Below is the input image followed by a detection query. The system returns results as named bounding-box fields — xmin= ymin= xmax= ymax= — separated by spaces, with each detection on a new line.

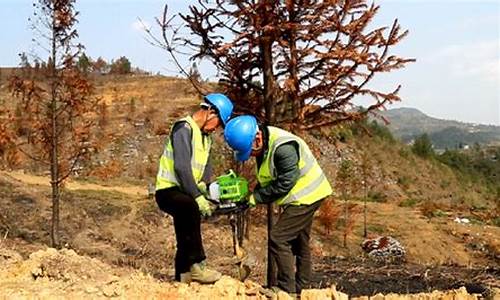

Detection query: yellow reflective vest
xmin=256 ymin=127 xmax=333 ymax=206
xmin=156 ymin=116 xmax=212 ymax=191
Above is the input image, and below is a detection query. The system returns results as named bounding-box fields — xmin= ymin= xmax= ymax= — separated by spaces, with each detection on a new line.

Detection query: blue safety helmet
xmin=203 ymin=93 xmax=234 ymax=127
xmin=224 ymin=115 xmax=258 ymax=162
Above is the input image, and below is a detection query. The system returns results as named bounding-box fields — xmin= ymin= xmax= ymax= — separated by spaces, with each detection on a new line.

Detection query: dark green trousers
xmin=269 ymin=199 xmax=323 ymax=294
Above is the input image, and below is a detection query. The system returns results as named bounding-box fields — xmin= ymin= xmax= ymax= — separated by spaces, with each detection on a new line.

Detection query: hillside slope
xmin=0 ymin=75 xmax=499 ymax=297
xmin=0 ymin=169 xmax=499 ymax=297
xmin=379 ymin=108 xmax=500 ymax=148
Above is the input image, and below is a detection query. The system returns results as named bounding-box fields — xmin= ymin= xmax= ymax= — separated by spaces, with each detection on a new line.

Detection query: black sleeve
xmin=253 ymin=142 xmax=300 ymax=204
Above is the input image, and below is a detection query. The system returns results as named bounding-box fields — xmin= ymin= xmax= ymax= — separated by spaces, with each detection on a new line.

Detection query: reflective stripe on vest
xmin=256 ymin=127 xmax=333 ymax=206
xmin=155 ymin=116 xmax=211 ymax=191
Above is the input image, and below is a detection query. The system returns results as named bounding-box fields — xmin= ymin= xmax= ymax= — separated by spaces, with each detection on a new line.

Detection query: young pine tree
xmin=7 ymin=0 xmax=100 ymax=247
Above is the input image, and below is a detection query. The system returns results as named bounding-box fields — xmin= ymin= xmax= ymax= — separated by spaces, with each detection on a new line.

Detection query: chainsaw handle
xmin=207 ymin=198 xmax=220 ymax=205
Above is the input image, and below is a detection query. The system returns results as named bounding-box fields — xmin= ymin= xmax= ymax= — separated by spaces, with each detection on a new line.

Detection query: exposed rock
xmin=0 ymin=247 xmax=485 ymax=299
xmin=275 ymin=290 xmax=294 ymax=300
xmin=0 ymin=248 xmax=23 ymax=269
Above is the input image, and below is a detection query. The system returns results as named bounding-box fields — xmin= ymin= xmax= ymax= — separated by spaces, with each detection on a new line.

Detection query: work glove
xmin=195 ymin=195 xmax=214 ymax=217
xmin=247 ymin=194 xmax=257 ymax=208
xmin=197 ymin=182 xmax=208 ymax=197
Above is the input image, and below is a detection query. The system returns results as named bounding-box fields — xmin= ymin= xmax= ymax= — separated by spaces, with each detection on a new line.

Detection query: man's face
xmin=201 ymin=109 xmax=221 ymax=133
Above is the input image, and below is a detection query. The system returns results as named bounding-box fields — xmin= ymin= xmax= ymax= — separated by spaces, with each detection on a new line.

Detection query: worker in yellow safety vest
xmin=224 ymin=115 xmax=333 ymax=294
xmin=155 ymin=93 xmax=233 ymax=284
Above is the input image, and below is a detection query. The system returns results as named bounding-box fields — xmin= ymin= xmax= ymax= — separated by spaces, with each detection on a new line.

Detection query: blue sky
xmin=1 ymin=0 xmax=499 ymax=125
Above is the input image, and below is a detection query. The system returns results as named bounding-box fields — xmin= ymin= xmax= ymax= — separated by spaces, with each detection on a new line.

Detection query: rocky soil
xmin=1 ymin=247 xmax=496 ymax=299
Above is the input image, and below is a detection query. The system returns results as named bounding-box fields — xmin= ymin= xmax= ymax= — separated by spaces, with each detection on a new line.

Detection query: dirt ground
xmin=0 ymin=171 xmax=499 ymax=298
xmin=0 ymin=246 xmax=495 ymax=299
xmin=313 ymin=258 xmax=499 ymax=297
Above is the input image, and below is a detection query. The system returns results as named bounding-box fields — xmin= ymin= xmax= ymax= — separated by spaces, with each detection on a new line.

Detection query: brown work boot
xmin=270 ymin=286 xmax=297 ymax=299
xmin=190 ymin=261 xmax=221 ymax=284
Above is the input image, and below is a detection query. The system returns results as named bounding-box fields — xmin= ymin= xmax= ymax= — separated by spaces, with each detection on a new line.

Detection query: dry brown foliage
xmin=0 ymin=110 xmax=15 ymax=154
xmin=318 ymin=198 xmax=342 ymax=236
xmin=89 ymin=160 xmax=123 ymax=180
xmin=4 ymin=149 xmax=23 ymax=169
xmin=419 ymin=201 xmax=449 ymax=219
xmin=153 ymin=0 xmax=415 ymax=128
xmin=5 ymin=0 xmax=101 ymax=247
xmin=343 ymin=202 xmax=361 ymax=248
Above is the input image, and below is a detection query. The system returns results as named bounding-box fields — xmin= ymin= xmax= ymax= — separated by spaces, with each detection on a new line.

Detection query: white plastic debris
xmin=454 ymin=217 xmax=470 ymax=224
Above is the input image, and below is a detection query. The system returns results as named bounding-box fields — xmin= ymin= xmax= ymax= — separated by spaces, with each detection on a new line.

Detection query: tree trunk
xmin=261 ymin=38 xmax=276 ymax=125
xmin=266 ymin=203 xmax=276 ymax=287
xmin=363 ymin=180 xmax=367 ymax=238
xmin=260 ymin=34 xmax=278 ymax=288
xmin=343 ymin=193 xmax=348 ymax=248
xmin=287 ymin=4 xmax=301 ymax=125
xmin=50 ymin=176 xmax=60 ymax=248
xmin=49 ymin=7 xmax=60 ymax=249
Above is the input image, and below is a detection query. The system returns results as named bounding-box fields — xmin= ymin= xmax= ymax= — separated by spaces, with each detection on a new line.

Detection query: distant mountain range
xmin=377 ymin=108 xmax=500 ymax=149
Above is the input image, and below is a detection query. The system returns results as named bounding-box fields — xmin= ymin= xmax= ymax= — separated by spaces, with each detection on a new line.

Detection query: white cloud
xmin=456 ymin=14 xmax=499 ymax=31
xmin=428 ymin=41 xmax=499 ymax=84
xmin=131 ymin=19 xmax=151 ymax=32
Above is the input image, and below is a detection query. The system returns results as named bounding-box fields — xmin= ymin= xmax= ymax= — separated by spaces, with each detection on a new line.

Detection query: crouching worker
xmin=155 ymin=93 xmax=233 ymax=283
xmin=224 ymin=115 xmax=333 ymax=294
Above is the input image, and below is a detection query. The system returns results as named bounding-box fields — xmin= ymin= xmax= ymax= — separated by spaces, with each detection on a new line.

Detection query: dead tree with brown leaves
xmin=150 ymin=0 xmax=414 ymax=286
xmin=0 ymin=109 xmax=18 ymax=167
xmin=165 ymin=0 xmax=415 ymax=128
xmin=6 ymin=0 xmax=99 ymax=248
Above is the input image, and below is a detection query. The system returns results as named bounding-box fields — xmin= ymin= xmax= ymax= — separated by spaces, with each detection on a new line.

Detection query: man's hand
xmin=195 ymin=195 xmax=214 ymax=217
xmin=197 ymin=182 xmax=208 ymax=197
xmin=247 ymin=194 xmax=257 ymax=208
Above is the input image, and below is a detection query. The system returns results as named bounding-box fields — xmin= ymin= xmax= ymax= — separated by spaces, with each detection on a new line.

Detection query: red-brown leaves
xmin=6 ymin=0 xmax=100 ymax=185
xmin=172 ymin=0 xmax=415 ymax=128
xmin=318 ymin=198 xmax=342 ymax=236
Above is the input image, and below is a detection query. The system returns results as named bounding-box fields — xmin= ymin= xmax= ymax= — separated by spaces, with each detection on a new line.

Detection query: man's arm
xmin=253 ymin=142 xmax=300 ymax=204
xmin=171 ymin=122 xmax=202 ymax=199
xmin=201 ymin=145 xmax=212 ymax=183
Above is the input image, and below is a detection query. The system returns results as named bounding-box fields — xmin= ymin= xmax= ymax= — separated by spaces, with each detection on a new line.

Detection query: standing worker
xmin=155 ymin=93 xmax=233 ymax=283
xmin=224 ymin=115 xmax=333 ymax=295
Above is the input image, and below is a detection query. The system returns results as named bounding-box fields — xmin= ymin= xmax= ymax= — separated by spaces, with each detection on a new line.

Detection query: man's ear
xmin=256 ymin=130 xmax=263 ymax=147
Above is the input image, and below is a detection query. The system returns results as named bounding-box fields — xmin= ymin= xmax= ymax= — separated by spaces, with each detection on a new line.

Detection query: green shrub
xmin=399 ymin=198 xmax=419 ymax=207
xmin=367 ymin=224 xmax=386 ymax=234
xmin=368 ymin=121 xmax=395 ymax=143
xmin=440 ymin=179 xmax=451 ymax=189
xmin=439 ymin=148 xmax=500 ymax=187
xmin=412 ymin=133 xmax=434 ymax=158
xmin=467 ymin=216 xmax=484 ymax=225
xmin=397 ymin=176 xmax=412 ymax=188
xmin=398 ymin=147 xmax=411 ymax=159
xmin=366 ymin=190 xmax=387 ymax=203
xmin=431 ymin=209 xmax=447 ymax=217
xmin=334 ymin=127 xmax=353 ymax=143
